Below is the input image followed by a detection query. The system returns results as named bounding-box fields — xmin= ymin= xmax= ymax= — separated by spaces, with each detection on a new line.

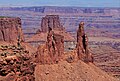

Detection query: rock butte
xmin=41 ymin=15 xmax=64 ymax=32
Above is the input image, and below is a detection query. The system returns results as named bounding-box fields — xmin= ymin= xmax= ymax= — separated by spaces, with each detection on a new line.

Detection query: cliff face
xmin=0 ymin=17 xmax=24 ymax=42
xmin=76 ymin=22 xmax=93 ymax=63
xmin=41 ymin=15 xmax=64 ymax=32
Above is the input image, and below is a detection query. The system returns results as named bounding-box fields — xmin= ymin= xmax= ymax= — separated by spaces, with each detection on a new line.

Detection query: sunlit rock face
xmin=36 ymin=27 xmax=64 ymax=64
xmin=76 ymin=22 xmax=93 ymax=63
xmin=0 ymin=17 xmax=24 ymax=42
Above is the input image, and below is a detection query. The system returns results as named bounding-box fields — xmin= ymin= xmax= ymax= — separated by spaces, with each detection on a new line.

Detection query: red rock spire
xmin=76 ymin=21 xmax=93 ymax=63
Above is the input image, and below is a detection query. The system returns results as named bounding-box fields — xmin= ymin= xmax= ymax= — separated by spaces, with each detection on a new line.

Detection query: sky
xmin=0 ymin=0 xmax=120 ymax=7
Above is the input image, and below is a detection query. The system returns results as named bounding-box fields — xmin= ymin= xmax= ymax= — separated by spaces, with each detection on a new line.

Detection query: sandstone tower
xmin=76 ymin=21 xmax=93 ymax=63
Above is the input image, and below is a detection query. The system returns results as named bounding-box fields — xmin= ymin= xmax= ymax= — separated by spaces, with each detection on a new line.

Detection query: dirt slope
xmin=35 ymin=60 xmax=119 ymax=81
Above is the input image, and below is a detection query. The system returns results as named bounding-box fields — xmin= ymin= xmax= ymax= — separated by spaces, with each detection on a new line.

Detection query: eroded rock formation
xmin=41 ymin=15 xmax=64 ymax=32
xmin=0 ymin=17 xmax=24 ymax=42
xmin=76 ymin=22 xmax=93 ymax=63
xmin=36 ymin=27 xmax=64 ymax=64
xmin=34 ymin=22 xmax=119 ymax=81
xmin=27 ymin=15 xmax=75 ymax=50
xmin=36 ymin=21 xmax=93 ymax=64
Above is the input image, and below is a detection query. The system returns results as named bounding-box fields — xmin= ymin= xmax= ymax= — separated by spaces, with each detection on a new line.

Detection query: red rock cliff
xmin=0 ymin=17 xmax=24 ymax=42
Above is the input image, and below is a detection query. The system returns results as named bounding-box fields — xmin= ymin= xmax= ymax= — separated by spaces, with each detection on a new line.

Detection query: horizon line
xmin=0 ymin=5 xmax=120 ymax=8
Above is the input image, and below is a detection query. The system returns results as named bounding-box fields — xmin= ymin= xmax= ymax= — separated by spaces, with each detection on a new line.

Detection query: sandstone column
xmin=76 ymin=21 xmax=93 ymax=63
xmin=76 ymin=22 xmax=85 ymax=59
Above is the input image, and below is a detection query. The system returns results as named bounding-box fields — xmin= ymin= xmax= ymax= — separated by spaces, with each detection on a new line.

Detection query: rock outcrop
xmin=0 ymin=44 xmax=36 ymax=81
xmin=41 ymin=15 xmax=64 ymax=32
xmin=76 ymin=21 xmax=93 ymax=63
xmin=0 ymin=17 xmax=24 ymax=42
xmin=36 ymin=27 xmax=64 ymax=64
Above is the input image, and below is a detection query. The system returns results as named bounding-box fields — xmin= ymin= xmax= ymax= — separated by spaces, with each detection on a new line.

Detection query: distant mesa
xmin=41 ymin=15 xmax=64 ymax=32
xmin=0 ymin=17 xmax=24 ymax=42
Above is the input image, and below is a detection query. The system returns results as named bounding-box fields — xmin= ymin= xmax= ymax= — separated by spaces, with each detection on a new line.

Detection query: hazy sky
xmin=0 ymin=0 xmax=120 ymax=7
